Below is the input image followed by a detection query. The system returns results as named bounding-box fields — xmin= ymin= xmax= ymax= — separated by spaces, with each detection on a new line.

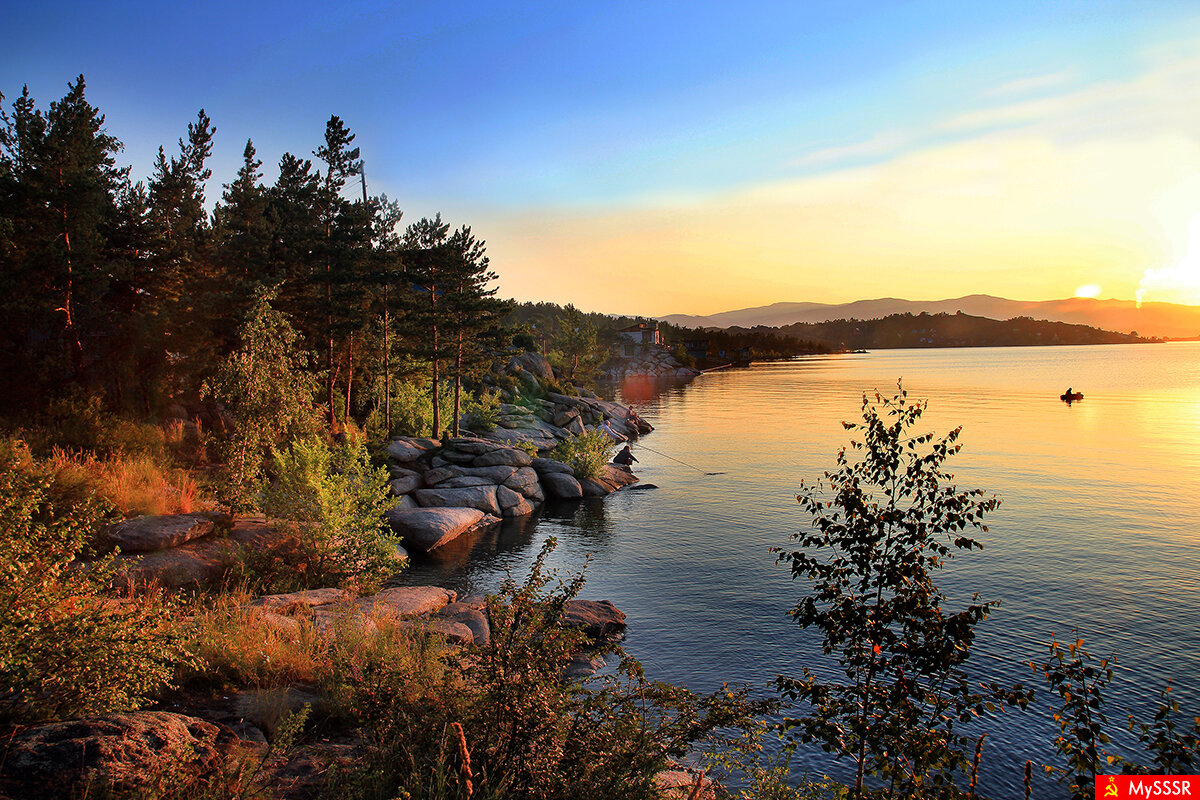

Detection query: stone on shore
xmin=437 ymin=602 xmax=490 ymax=646
xmin=564 ymin=599 xmax=627 ymax=640
xmin=414 ymin=486 xmax=502 ymax=517
xmin=359 ymin=586 xmax=457 ymax=618
xmin=541 ymin=471 xmax=583 ymax=499
xmin=385 ymin=507 xmax=486 ymax=552
xmin=531 ymin=457 xmax=574 ymax=475
xmin=100 ymin=513 xmax=215 ymax=553
xmin=386 ymin=437 xmax=439 ymax=463
xmin=473 ymin=447 xmax=533 ymax=467
xmin=248 ymin=588 xmax=350 ymax=614
xmin=0 ymin=712 xmax=237 ymax=799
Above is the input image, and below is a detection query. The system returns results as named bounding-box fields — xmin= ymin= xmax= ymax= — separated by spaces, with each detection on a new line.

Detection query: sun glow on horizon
xmin=1074 ymin=284 xmax=1102 ymax=298
xmin=1137 ymin=212 xmax=1200 ymax=307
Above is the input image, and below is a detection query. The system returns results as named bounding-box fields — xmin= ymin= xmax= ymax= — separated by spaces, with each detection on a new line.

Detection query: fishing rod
xmin=629 ymin=441 xmax=725 ymax=475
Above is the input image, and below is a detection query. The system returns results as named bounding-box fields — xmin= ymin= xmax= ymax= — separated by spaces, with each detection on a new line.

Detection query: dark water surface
xmin=397 ymin=343 xmax=1200 ymax=798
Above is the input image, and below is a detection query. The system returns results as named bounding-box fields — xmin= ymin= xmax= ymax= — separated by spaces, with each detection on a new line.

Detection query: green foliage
xmin=1033 ymin=636 xmax=1119 ymax=799
xmin=385 ymin=379 xmax=457 ymax=438
xmin=774 ymin=385 xmax=1030 ymax=798
xmin=1126 ymin=684 xmax=1200 ymax=774
xmin=550 ymin=429 xmax=614 ymax=480
xmin=512 ymin=439 xmax=540 ymax=458
xmin=260 ymin=436 xmax=400 ymax=593
xmin=206 ymin=292 xmax=319 ymax=514
xmin=326 ymin=539 xmax=765 ymax=800
xmin=459 ymin=389 xmax=500 ymax=433
xmin=0 ymin=449 xmax=186 ymax=724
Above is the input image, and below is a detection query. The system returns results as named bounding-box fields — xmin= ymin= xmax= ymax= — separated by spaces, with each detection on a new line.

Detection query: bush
xmin=550 ymin=430 xmax=614 ymax=480
xmin=459 ymin=390 xmax=501 ymax=434
xmin=325 ymin=539 xmax=766 ymax=800
xmin=45 ymin=445 xmax=200 ymax=517
xmin=205 ymin=293 xmax=320 ymax=515
xmin=260 ymin=437 xmax=401 ymax=593
xmin=0 ymin=448 xmax=187 ymax=724
xmin=774 ymin=385 xmax=1031 ymax=797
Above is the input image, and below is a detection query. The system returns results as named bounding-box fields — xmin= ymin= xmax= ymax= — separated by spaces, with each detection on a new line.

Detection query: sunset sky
xmin=6 ymin=1 xmax=1200 ymax=315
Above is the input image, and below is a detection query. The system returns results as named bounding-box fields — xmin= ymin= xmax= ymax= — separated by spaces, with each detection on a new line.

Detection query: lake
xmin=396 ymin=342 xmax=1200 ymax=798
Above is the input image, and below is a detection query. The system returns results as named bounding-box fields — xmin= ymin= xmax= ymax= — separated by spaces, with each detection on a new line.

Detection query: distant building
xmin=617 ymin=322 xmax=662 ymax=356
xmin=683 ymin=339 xmax=709 ymax=361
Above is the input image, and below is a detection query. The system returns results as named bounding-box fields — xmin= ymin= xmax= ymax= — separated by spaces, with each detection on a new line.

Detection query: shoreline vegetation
xmin=3 ymin=78 xmax=1197 ymax=799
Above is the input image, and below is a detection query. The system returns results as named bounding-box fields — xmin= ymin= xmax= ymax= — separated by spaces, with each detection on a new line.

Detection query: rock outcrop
xmin=0 ymin=712 xmax=241 ymax=799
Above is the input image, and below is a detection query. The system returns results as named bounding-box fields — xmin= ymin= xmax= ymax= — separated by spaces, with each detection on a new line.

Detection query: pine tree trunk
xmin=453 ymin=331 xmax=463 ymax=437
xmin=383 ymin=286 xmax=391 ymax=435
xmin=345 ymin=332 xmax=355 ymax=428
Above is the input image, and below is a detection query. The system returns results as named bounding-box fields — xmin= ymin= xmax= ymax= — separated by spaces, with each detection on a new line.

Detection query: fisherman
xmin=613 ymin=444 xmax=638 ymax=467
xmin=599 ymin=418 xmax=627 ymax=442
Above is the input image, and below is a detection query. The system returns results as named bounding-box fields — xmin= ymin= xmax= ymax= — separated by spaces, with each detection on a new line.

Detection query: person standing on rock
xmin=613 ymin=444 xmax=638 ymax=467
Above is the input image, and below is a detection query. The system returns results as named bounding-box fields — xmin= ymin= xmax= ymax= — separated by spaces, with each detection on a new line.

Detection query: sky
xmin=6 ymin=1 xmax=1200 ymax=315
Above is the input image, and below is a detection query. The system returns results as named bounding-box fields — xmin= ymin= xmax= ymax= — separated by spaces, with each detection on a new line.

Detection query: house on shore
xmin=617 ymin=322 xmax=662 ymax=357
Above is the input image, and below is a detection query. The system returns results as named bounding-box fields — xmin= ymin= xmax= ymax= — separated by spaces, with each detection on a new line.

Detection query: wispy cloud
xmin=984 ymin=69 xmax=1076 ymax=97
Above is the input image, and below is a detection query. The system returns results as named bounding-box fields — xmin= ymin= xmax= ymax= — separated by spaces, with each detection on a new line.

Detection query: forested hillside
xmin=0 ymin=76 xmax=509 ymax=436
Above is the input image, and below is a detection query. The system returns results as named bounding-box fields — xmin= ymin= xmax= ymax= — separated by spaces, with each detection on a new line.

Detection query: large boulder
xmin=564 ymin=599 xmax=627 ymax=640
xmin=503 ymin=466 xmax=540 ymax=495
xmin=531 ymin=457 xmax=573 ymax=475
xmin=0 ymin=712 xmax=237 ymax=799
xmin=579 ymin=465 xmax=640 ymax=496
xmin=359 ymin=586 xmax=456 ymax=618
xmin=100 ymin=513 xmax=215 ymax=553
xmin=541 ymin=471 xmax=583 ymax=499
xmin=506 ymin=351 xmax=555 ymax=382
xmin=386 ymin=507 xmax=487 ymax=552
xmin=389 ymin=471 xmax=422 ymax=496
xmin=442 ymin=437 xmax=502 ymax=455
xmin=473 ymin=447 xmax=533 ymax=467
xmin=386 ymin=437 xmax=439 ymax=463
xmin=415 ymin=486 xmax=502 ymax=517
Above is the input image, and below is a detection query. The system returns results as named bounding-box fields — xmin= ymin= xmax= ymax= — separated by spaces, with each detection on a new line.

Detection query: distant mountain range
xmin=661 ymin=295 xmax=1200 ymax=339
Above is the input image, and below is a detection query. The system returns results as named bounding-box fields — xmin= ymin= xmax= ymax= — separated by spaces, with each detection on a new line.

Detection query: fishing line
xmin=630 ymin=441 xmax=726 ymax=475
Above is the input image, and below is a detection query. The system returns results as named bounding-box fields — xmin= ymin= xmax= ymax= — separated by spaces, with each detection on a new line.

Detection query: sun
xmin=1074 ymin=284 xmax=1101 ymax=299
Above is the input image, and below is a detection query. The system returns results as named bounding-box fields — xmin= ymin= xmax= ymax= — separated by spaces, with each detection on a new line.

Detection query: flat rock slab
xmin=249 ymin=588 xmax=351 ymax=614
xmin=531 ymin=457 xmax=574 ymax=475
xmin=114 ymin=516 xmax=296 ymax=590
xmin=414 ymin=486 xmax=502 ymax=517
xmin=564 ymin=599 xmax=627 ymax=640
xmin=359 ymin=586 xmax=457 ymax=618
xmin=473 ymin=447 xmax=533 ymax=467
xmin=386 ymin=506 xmax=486 ymax=551
xmin=0 ymin=712 xmax=236 ymax=799
xmin=101 ymin=513 xmax=215 ymax=553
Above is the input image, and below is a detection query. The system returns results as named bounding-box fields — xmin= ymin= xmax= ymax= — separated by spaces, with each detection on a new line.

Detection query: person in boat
xmin=613 ymin=444 xmax=638 ymax=466
xmin=1065 ymin=387 xmax=1073 ymax=397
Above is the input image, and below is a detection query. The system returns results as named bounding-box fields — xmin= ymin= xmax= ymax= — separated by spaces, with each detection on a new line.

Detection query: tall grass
xmin=48 ymin=446 xmax=202 ymax=517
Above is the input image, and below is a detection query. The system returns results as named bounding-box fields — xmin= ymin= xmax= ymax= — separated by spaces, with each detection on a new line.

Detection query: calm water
xmin=398 ymin=343 xmax=1200 ymax=798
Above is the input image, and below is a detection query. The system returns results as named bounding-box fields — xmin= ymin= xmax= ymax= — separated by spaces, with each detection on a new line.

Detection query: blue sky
xmin=6 ymin=1 xmax=1200 ymax=313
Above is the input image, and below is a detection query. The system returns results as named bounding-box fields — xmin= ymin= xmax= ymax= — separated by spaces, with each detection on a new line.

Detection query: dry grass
xmin=48 ymin=445 xmax=204 ymax=517
xmin=184 ymin=588 xmax=330 ymax=690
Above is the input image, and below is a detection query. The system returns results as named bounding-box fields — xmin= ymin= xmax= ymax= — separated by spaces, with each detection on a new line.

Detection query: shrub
xmin=0 ymin=450 xmax=187 ymax=724
xmin=260 ymin=437 xmax=401 ymax=593
xmin=774 ymin=385 xmax=1032 ymax=797
xmin=205 ymin=293 xmax=320 ymax=515
xmin=326 ymin=539 xmax=766 ymax=800
xmin=550 ymin=430 xmax=613 ymax=480
xmin=459 ymin=390 xmax=501 ymax=434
